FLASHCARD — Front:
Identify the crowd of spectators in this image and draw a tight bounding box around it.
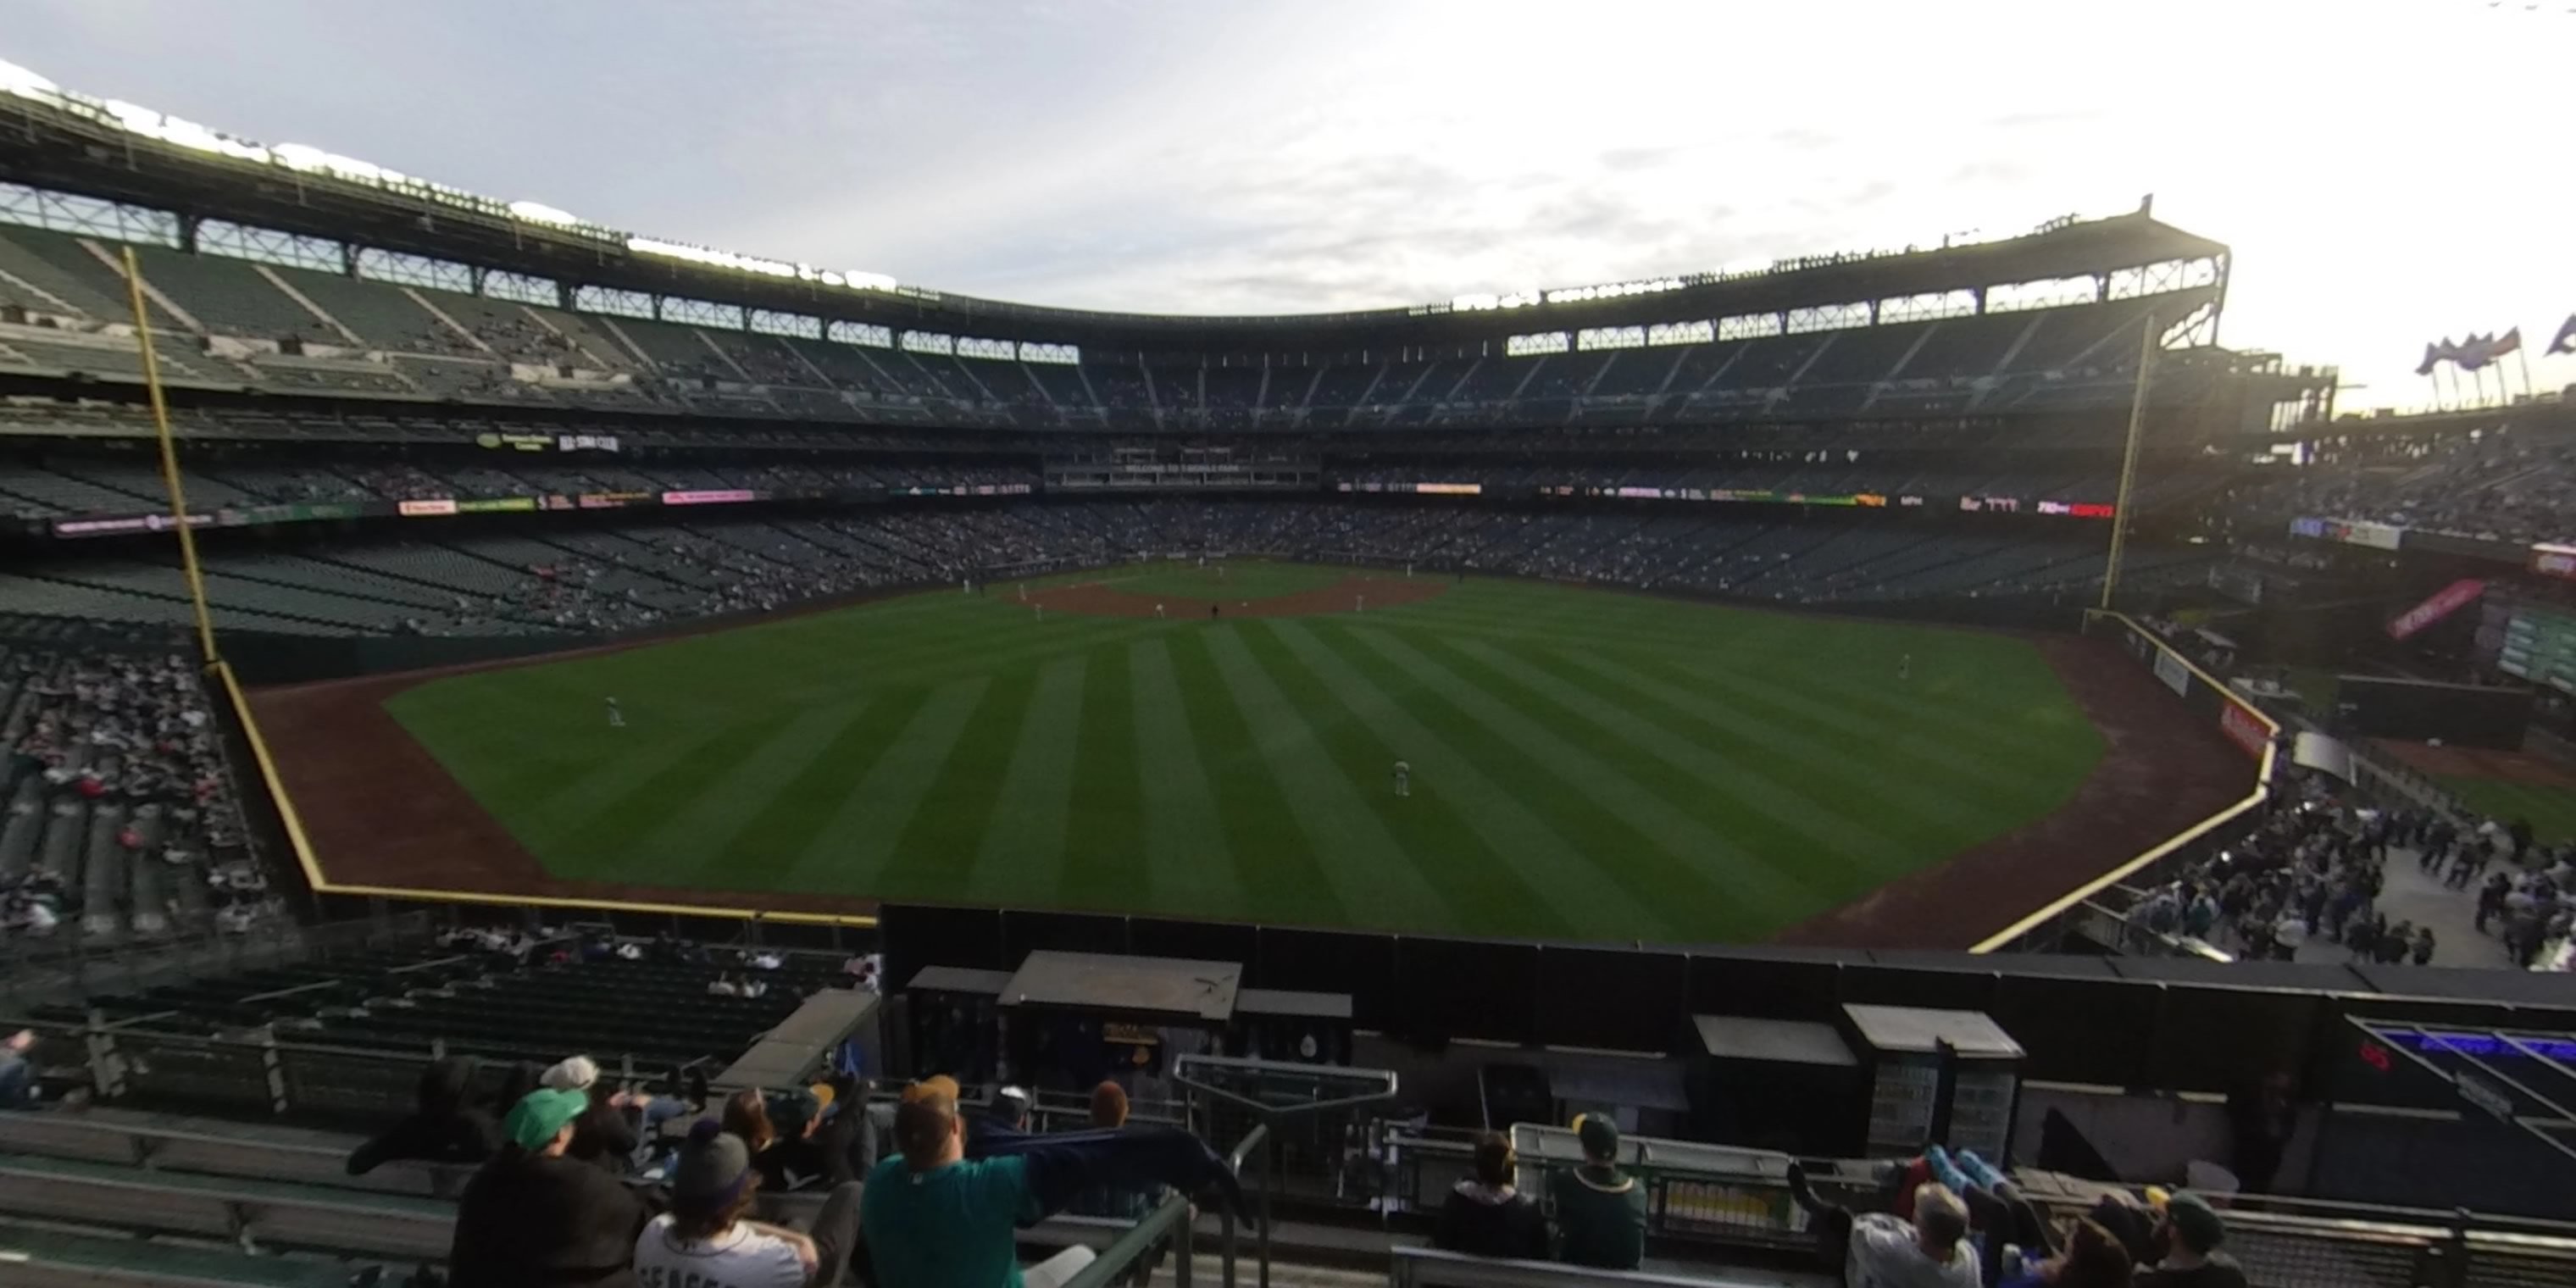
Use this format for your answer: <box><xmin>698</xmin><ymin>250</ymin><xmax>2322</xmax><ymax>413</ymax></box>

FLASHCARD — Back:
<box><xmin>2123</xmin><ymin>770</ymin><xmax>2573</xmax><ymax>969</ymax></box>
<box><xmin>2218</xmin><ymin>425</ymin><xmax>2576</xmax><ymax>547</ymax></box>
<box><xmin>2</xmin><ymin>647</ymin><xmax>274</xmax><ymax>945</ymax></box>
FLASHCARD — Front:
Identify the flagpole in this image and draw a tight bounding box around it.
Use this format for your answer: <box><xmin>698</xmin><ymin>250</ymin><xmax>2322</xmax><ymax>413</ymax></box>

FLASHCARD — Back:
<box><xmin>2515</xmin><ymin>346</ymin><xmax>2534</xmax><ymax>403</ymax></box>
<box><xmin>2100</xmin><ymin>312</ymin><xmax>2155</xmax><ymax>612</ymax></box>
<box><xmin>120</xmin><ymin>246</ymin><xmax>219</xmax><ymax>665</ymax></box>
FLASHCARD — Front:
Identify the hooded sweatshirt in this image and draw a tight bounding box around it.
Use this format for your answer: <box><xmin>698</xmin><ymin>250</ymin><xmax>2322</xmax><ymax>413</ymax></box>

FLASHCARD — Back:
<box><xmin>1846</xmin><ymin>1213</ymin><xmax>1981</xmax><ymax>1288</ymax></box>
<box><xmin>1435</xmin><ymin>1180</ymin><xmax>1549</xmax><ymax>1260</ymax></box>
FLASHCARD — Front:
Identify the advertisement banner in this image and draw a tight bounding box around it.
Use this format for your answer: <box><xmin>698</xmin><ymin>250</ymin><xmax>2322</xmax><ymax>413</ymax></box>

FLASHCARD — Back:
<box><xmin>578</xmin><ymin>491</ymin><xmax>654</xmax><ymax>509</ymax></box>
<box><xmin>2152</xmin><ymin>648</ymin><xmax>2192</xmax><ymax>698</ymax></box>
<box><xmin>2530</xmin><ymin>544</ymin><xmax>2576</xmax><ymax>580</ymax></box>
<box><xmin>2388</xmin><ymin>578</ymin><xmax>2486</xmax><ymax>640</ymax></box>
<box><xmin>661</xmin><ymin>489</ymin><xmax>759</xmax><ymax>507</ymax></box>
<box><xmin>49</xmin><ymin>512</ymin><xmax>214</xmax><ymax>537</ymax></box>
<box><xmin>456</xmin><ymin>497</ymin><xmax>538</xmax><ymax>514</ymax></box>
<box><xmin>2289</xmin><ymin>516</ymin><xmax>2329</xmax><ymax>539</ymax></box>
<box><xmin>397</xmin><ymin>498</ymin><xmax>459</xmax><ymax>517</ymax></box>
<box><xmin>2220</xmin><ymin>701</ymin><xmax>2273</xmax><ymax>760</ymax></box>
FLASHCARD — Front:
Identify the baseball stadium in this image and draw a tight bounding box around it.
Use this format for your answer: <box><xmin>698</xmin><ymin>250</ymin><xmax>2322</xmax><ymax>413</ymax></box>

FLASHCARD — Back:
<box><xmin>5</xmin><ymin>36</ymin><xmax>2576</xmax><ymax>1288</ymax></box>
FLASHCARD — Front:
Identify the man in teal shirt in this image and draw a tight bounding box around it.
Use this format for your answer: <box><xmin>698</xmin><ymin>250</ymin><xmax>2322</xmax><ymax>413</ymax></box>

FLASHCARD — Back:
<box><xmin>862</xmin><ymin>1078</ymin><xmax>1090</xmax><ymax>1288</ymax></box>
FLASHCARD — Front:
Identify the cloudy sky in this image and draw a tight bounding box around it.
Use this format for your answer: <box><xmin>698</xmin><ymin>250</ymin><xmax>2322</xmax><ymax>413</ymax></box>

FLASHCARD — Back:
<box><xmin>7</xmin><ymin>0</ymin><xmax>2572</xmax><ymax>408</ymax></box>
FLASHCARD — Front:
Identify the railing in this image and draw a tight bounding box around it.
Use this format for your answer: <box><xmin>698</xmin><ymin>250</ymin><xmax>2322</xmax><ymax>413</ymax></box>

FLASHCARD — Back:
<box><xmin>1973</xmin><ymin>610</ymin><xmax>2281</xmax><ymax>954</ymax></box>
<box><xmin>1175</xmin><ymin>1055</ymin><xmax>1401</xmax><ymax>1288</ymax></box>
<box><xmin>1065</xmin><ymin>1190</ymin><xmax>1197</xmax><ymax>1288</ymax></box>
<box><xmin>0</xmin><ymin>910</ymin><xmax>436</xmax><ymax>1010</ymax></box>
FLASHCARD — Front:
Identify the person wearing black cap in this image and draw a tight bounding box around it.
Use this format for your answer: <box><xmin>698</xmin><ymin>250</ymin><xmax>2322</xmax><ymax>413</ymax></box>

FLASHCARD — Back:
<box><xmin>1547</xmin><ymin>1114</ymin><xmax>1647</xmax><ymax>1269</ymax></box>
<box><xmin>449</xmin><ymin>1086</ymin><xmax>651</xmax><ymax>1288</ymax></box>
<box><xmin>2135</xmin><ymin>1192</ymin><xmax>2247</xmax><ymax>1288</ymax></box>
<box><xmin>635</xmin><ymin>1120</ymin><xmax>864</xmax><ymax>1288</ymax></box>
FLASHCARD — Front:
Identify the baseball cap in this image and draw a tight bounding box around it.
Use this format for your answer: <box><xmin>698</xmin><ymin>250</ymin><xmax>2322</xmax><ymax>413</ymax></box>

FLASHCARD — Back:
<box><xmin>670</xmin><ymin>1120</ymin><xmax>754</xmax><ymax>1212</ymax></box>
<box><xmin>540</xmin><ymin>1055</ymin><xmax>599</xmax><ymax>1092</ymax></box>
<box><xmin>2164</xmin><ymin>1191</ymin><xmax>2227</xmax><ymax>1253</ymax></box>
<box><xmin>1573</xmin><ymin>1112</ymin><xmax>1620</xmax><ymax>1160</ymax></box>
<box><xmin>504</xmin><ymin>1087</ymin><xmax>589</xmax><ymax>1150</ymax></box>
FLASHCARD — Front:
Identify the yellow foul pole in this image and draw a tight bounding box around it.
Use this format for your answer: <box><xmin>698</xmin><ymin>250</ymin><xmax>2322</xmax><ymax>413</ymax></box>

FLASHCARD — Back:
<box><xmin>2099</xmin><ymin>312</ymin><xmax>2157</xmax><ymax>611</ymax></box>
<box><xmin>119</xmin><ymin>246</ymin><xmax>219</xmax><ymax>663</ymax></box>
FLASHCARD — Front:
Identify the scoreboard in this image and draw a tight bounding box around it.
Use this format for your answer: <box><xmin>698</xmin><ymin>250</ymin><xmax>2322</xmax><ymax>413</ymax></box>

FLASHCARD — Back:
<box><xmin>2498</xmin><ymin>603</ymin><xmax>2576</xmax><ymax>694</ymax></box>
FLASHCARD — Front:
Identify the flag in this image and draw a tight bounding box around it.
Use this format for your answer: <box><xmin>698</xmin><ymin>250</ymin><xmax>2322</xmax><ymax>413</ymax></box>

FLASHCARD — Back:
<box><xmin>2492</xmin><ymin>327</ymin><xmax>2523</xmax><ymax>358</ymax></box>
<box><xmin>2415</xmin><ymin>341</ymin><xmax>2445</xmax><ymax>377</ymax></box>
<box><xmin>2551</xmin><ymin>313</ymin><xmax>2576</xmax><ymax>356</ymax></box>
<box><xmin>2390</xmin><ymin>578</ymin><xmax>2485</xmax><ymax>641</ymax></box>
<box><xmin>2453</xmin><ymin>332</ymin><xmax>2501</xmax><ymax>371</ymax></box>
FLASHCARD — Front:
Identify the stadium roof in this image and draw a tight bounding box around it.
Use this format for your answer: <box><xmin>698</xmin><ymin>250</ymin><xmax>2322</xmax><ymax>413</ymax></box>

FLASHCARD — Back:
<box><xmin>0</xmin><ymin>58</ymin><xmax>2224</xmax><ymax>354</ymax></box>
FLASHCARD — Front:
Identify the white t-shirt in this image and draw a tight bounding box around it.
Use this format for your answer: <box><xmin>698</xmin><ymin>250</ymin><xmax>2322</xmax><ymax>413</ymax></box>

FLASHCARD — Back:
<box><xmin>633</xmin><ymin>1213</ymin><xmax>808</xmax><ymax>1288</ymax></box>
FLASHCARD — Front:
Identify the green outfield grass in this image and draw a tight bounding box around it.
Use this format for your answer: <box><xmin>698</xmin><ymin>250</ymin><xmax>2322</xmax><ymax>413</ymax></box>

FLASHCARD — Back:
<box><xmin>386</xmin><ymin>564</ymin><xmax>2104</xmax><ymax>942</ymax></box>
<box><xmin>2437</xmin><ymin>777</ymin><xmax>2576</xmax><ymax>844</ymax></box>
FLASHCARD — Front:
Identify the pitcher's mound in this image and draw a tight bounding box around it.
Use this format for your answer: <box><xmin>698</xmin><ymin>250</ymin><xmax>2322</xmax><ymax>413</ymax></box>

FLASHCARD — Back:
<box><xmin>1029</xmin><ymin>575</ymin><xmax>1450</xmax><ymax>619</ymax></box>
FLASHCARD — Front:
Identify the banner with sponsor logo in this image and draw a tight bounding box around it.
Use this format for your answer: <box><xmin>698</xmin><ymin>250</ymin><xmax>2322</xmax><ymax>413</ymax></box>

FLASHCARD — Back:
<box><xmin>661</xmin><ymin>489</ymin><xmax>760</xmax><ymax>507</ymax></box>
<box><xmin>456</xmin><ymin>497</ymin><xmax>538</xmax><ymax>514</ymax></box>
<box><xmin>50</xmin><ymin>511</ymin><xmax>214</xmax><ymax>537</ymax></box>
<box><xmin>2219</xmin><ymin>700</ymin><xmax>2272</xmax><ymax>760</ymax></box>
<box><xmin>397</xmin><ymin>498</ymin><xmax>459</xmax><ymax>517</ymax></box>
<box><xmin>2388</xmin><ymin>578</ymin><xmax>2486</xmax><ymax>640</ymax></box>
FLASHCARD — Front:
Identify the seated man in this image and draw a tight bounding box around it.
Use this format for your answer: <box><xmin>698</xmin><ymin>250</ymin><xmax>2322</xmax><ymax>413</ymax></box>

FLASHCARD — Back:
<box><xmin>2135</xmin><ymin>1192</ymin><xmax>2249</xmax><ymax>1288</ymax></box>
<box><xmin>863</xmin><ymin>1076</ymin><xmax>1242</xmax><ymax>1288</ymax></box>
<box><xmin>1785</xmin><ymin>1162</ymin><xmax>1979</xmax><ymax>1288</ymax></box>
<box><xmin>635</xmin><ymin>1120</ymin><xmax>863</xmax><ymax>1288</ymax></box>
<box><xmin>1546</xmin><ymin>1115</ymin><xmax>1647</xmax><ymax>1269</ymax></box>
<box><xmin>1435</xmin><ymin>1130</ymin><xmax>1548</xmax><ymax>1260</ymax></box>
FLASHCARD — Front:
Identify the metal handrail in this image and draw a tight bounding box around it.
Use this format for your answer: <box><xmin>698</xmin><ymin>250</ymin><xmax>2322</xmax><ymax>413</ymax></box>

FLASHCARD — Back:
<box><xmin>1063</xmin><ymin>1190</ymin><xmax>1196</xmax><ymax>1288</ymax></box>
<box><xmin>1221</xmin><ymin>1123</ymin><xmax>1269</xmax><ymax>1288</ymax></box>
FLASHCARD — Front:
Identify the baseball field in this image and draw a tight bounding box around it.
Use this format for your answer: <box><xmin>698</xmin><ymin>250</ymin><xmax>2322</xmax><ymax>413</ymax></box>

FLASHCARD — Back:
<box><xmin>361</xmin><ymin>562</ymin><xmax>2109</xmax><ymax>943</ymax></box>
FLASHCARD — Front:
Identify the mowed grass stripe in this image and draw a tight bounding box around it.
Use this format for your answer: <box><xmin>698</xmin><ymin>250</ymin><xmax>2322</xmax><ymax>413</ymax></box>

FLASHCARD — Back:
<box><xmin>1241</xmin><ymin>621</ymin><xmax>1570</xmax><ymax>938</ymax></box>
<box><xmin>1056</xmin><ymin>648</ymin><xmax>1146</xmax><ymax>910</ymax></box>
<box><xmin>1265</xmin><ymin>621</ymin><xmax>1618</xmax><ymax>941</ymax></box>
<box><xmin>644</xmin><ymin>697</ymin><xmax>876</xmax><ymax>874</ymax></box>
<box><xmin>1302</xmin><ymin>622</ymin><xmax>1765</xmax><ymax>941</ymax></box>
<box><xmin>1342</xmin><ymin>625</ymin><xmax>1819</xmax><ymax>932</ymax></box>
<box><xmin>1542</xmin><ymin>650</ymin><xmax>2008</xmax><ymax>845</ymax></box>
<box><xmin>1200</xmin><ymin>627</ymin><xmax>1452</xmax><ymax>932</ymax></box>
<box><xmin>512</xmin><ymin>724</ymin><xmax>736</xmax><ymax>858</ymax></box>
<box><xmin>1639</xmin><ymin>652</ymin><xmax>2086</xmax><ymax>798</ymax></box>
<box><xmin>721</xmin><ymin>688</ymin><xmax>932</xmax><ymax>883</ymax></box>
<box><xmin>963</xmin><ymin>656</ymin><xmax>1089</xmax><ymax>903</ymax></box>
<box><xmin>548</xmin><ymin>717</ymin><xmax>787</xmax><ymax>875</ymax></box>
<box><xmin>782</xmin><ymin>679</ymin><xmax>990</xmax><ymax>887</ymax></box>
<box><xmin>875</xmin><ymin>668</ymin><xmax>1044</xmax><ymax>900</ymax></box>
<box><xmin>1448</xmin><ymin>638</ymin><xmax>1913</xmax><ymax>878</ymax></box>
<box><xmin>1163</xmin><ymin>630</ymin><xmax>1347</xmax><ymax>930</ymax></box>
<box><xmin>1127</xmin><ymin>638</ymin><xmax>1250</xmax><ymax>913</ymax></box>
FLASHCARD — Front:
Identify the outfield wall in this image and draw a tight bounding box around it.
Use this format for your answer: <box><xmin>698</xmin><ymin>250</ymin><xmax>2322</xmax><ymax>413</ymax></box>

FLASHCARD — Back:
<box><xmin>1969</xmin><ymin>611</ymin><xmax>2282</xmax><ymax>955</ymax></box>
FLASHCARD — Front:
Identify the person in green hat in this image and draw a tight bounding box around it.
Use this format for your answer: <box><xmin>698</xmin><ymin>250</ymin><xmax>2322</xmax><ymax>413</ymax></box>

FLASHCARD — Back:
<box><xmin>449</xmin><ymin>1085</ymin><xmax>651</xmax><ymax>1288</ymax></box>
<box><xmin>1547</xmin><ymin>1113</ymin><xmax>1647</xmax><ymax>1269</ymax></box>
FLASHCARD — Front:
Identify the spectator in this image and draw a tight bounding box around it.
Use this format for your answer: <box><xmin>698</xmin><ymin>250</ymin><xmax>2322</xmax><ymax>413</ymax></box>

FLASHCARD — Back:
<box><xmin>1785</xmin><ymin>1163</ymin><xmax>1979</xmax><ymax>1288</ymax></box>
<box><xmin>1435</xmin><ymin>1130</ymin><xmax>1548</xmax><ymax>1261</ymax></box>
<box><xmin>0</xmin><ymin>1030</ymin><xmax>47</xmax><ymax>1109</ymax></box>
<box><xmin>2001</xmin><ymin>1218</ymin><xmax>2134</xmax><ymax>1288</ymax></box>
<box><xmin>347</xmin><ymin>1055</ymin><xmax>500</xmax><ymax>1174</ymax></box>
<box><xmin>2135</xmin><ymin>1193</ymin><xmax>2248</xmax><ymax>1288</ymax></box>
<box><xmin>753</xmin><ymin>1085</ymin><xmax>844</xmax><ymax>1194</ymax></box>
<box><xmin>1546</xmin><ymin>1114</ymin><xmax>1647</xmax><ymax>1270</ymax></box>
<box><xmin>863</xmin><ymin>1076</ymin><xmax>1096</xmax><ymax>1288</ymax></box>
<box><xmin>863</xmin><ymin>1075</ymin><xmax>1244</xmax><ymax>1288</ymax></box>
<box><xmin>634</xmin><ymin>1119</ymin><xmax>863</xmax><ymax>1288</ymax></box>
<box><xmin>448</xmin><ymin>1086</ymin><xmax>651</xmax><ymax>1288</ymax></box>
